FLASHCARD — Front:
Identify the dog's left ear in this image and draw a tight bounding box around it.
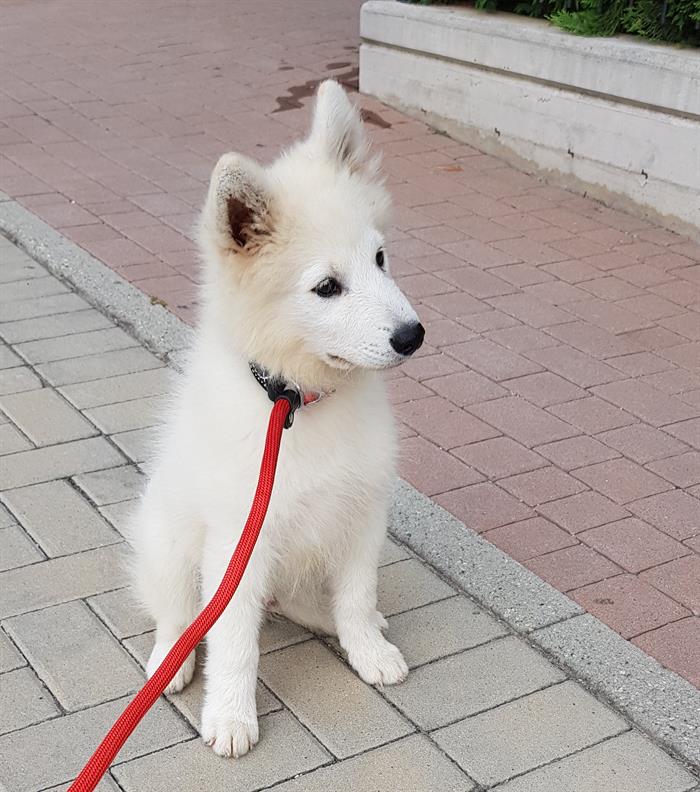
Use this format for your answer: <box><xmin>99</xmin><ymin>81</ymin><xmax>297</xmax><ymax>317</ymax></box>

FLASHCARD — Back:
<box><xmin>308</xmin><ymin>80</ymin><xmax>370</xmax><ymax>174</ymax></box>
<box><xmin>202</xmin><ymin>152</ymin><xmax>273</xmax><ymax>255</ymax></box>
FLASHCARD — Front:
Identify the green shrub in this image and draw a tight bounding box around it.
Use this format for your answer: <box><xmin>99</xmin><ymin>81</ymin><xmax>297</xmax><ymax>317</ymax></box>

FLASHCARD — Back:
<box><xmin>400</xmin><ymin>0</ymin><xmax>700</xmax><ymax>44</ymax></box>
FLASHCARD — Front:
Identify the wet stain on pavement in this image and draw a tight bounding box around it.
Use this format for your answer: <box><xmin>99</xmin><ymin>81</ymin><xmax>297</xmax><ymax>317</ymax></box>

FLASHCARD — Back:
<box><xmin>272</xmin><ymin>67</ymin><xmax>359</xmax><ymax>113</ymax></box>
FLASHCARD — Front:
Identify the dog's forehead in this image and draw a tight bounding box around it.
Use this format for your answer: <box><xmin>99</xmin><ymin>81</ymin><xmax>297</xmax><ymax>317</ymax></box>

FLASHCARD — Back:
<box><xmin>292</xmin><ymin>223</ymin><xmax>382</xmax><ymax>269</ymax></box>
<box><xmin>273</xmin><ymin>152</ymin><xmax>389</xmax><ymax>233</ymax></box>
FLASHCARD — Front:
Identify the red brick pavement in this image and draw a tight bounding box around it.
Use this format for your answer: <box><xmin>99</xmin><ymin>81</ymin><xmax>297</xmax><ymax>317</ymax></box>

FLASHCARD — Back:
<box><xmin>1</xmin><ymin>0</ymin><xmax>699</xmax><ymax>687</ymax></box>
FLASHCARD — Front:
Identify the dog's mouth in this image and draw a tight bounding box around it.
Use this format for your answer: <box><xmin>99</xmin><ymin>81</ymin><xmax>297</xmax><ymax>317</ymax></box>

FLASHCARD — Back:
<box><xmin>325</xmin><ymin>352</ymin><xmax>408</xmax><ymax>371</ymax></box>
<box><xmin>326</xmin><ymin>354</ymin><xmax>354</xmax><ymax>370</ymax></box>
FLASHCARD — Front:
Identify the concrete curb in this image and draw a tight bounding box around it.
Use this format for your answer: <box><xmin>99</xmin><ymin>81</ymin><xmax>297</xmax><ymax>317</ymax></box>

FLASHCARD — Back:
<box><xmin>2</xmin><ymin>196</ymin><xmax>699</xmax><ymax>773</ymax></box>
<box><xmin>389</xmin><ymin>479</ymin><xmax>583</xmax><ymax>633</ymax></box>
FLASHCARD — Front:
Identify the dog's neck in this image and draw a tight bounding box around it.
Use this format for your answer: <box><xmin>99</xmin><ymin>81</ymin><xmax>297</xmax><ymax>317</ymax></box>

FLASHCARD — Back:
<box><xmin>246</xmin><ymin>352</ymin><xmax>365</xmax><ymax>400</ymax></box>
<box><xmin>249</xmin><ymin>360</ymin><xmax>332</xmax><ymax>406</ymax></box>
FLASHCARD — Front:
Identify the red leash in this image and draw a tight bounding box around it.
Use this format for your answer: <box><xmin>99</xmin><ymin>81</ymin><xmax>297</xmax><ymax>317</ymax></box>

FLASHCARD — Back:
<box><xmin>69</xmin><ymin>397</ymin><xmax>292</xmax><ymax>792</ymax></box>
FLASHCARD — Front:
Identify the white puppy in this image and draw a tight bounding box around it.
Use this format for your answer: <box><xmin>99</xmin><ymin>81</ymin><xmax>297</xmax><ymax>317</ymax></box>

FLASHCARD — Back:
<box><xmin>131</xmin><ymin>80</ymin><xmax>425</xmax><ymax>758</ymax></box>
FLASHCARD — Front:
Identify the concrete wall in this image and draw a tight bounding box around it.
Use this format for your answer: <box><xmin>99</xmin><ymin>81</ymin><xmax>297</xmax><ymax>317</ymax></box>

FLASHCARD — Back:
<box><xmin>360</xmin><ymin>1</ymin><xmax>700</xmax><ymax>236</ymax></box>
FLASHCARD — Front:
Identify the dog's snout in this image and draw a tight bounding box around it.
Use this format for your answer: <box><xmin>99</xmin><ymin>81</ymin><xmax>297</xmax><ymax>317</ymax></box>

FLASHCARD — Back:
<box><xmin>390</xmin><ymin>322</ymin><xmax>425</xmax><ymax>357</ymax></box>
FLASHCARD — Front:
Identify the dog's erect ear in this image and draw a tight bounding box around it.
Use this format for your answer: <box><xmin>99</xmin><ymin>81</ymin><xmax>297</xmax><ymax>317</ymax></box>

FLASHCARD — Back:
<box><xmin>308</xmin><ymin>80</ymin><xmax>369</xmax><ymax>173</ymax></box>
<box><xmin>203</xmin><ymin>152</ymin><xmax>273</xmax><ymax>254</ymax></box>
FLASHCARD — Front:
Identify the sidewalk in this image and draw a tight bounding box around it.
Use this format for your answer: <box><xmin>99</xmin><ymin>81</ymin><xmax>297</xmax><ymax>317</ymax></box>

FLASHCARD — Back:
<box><xmin>1</xmin><ymin>231</ymin><xmax>697</xmax><ymax>792</ymax></box>
<box><xmin>0</xmin><ymin>0</ymin><xmax>698</xmax><ymax>705</ymax></box>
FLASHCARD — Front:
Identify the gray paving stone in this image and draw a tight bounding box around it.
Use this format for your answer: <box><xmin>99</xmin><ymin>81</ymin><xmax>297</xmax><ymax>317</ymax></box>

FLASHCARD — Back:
<box><xmin>88</xmin><ymin>587</ymin><xmax>153</xmax><ymax>639</ymax></box>
<box><xmin>36</xmin><ymin>346</ymin><xmax>163</xmax><ymax>386</ymax></box>
<box><xmin>0</xmin><ymin>240</ymin><xmax>35</xmax><ymax>261</ymax></box>
<box><xmin>0</xmin><ymin>365</ymin><xmax>42</xmax><ymax>395</ymax></box>
<box><xmin>273</xmin><ymin>734</ymin><xmax>475</xmax><ymax>792</ymax></box>
<box><xmin>2</xmin><ymin>479</ymin><xmax>119</xmax><ymax>556</ymax></box>
<box><xmin>379</xmin><ymin>537</ymin><xmax>410</xmax><ymax>566</ymax></box>
<box><xmin>496</xmin><ymin>730</ymin><xmax>696</xmax><ymax>792</ymax></box>
<box><xmin>0</xmin><ymin>292</ymin><xmax>90</xmax><ymax>323</ymax></box>
<box><xmin>259</xmin><ymin>616</ymin><xmax>311</xmax><ymax>654</ymax></box>
<box><xmin>113</xmin><ymin>710</ymin><xmax>330</xmax><ymax>792</ymax></box>
<box><xmin>0</xmin><ymin>667</ymin><xmax>58</xmax><ymax>735</ymax></box>
<box><xmin>383</xmin><ymin>636</ymin><xmax>565</xmax><ymax>730</ymax></box>
<box><xmin>0</xmin><ymin>253</ymin><xmax>44</xmax><ymax>284</ymax></box>
<box><xmin>0</xmin><ymin>436</ymin><xmax>124</xmax><ymax>490</ymax></box>
<box><xmin>15</xmin><ymin>326</ymin><xmax>139</xmax><ymax>364</ymax></box>
<box><xmin>84</xmin><ymin>394</ymin><xmax>165</xmax><ymax>433</ymax></box>
<box><xmin>0</xmin><ymin>423</ymin><xmax>32</xmax><ymax>455</ymax></box>
<box><xmin>0</xmin><ymin>543</ymin><xmax>127</xmax><ymax>619</ymax></box>
<box><xmin>5</xmin><ymin>600</ymin><xmax>143</xmax><ymax>711</ymax></box>
<box><xmin>0</xmin><ymin>345</ymin><xmax>20</xmax><ymax>370</ymax></box>
<box><xmin>0</xmin><ymin>309</ymin><xmax>112</xmax><ymax>344</ymax></box>
<box><xmin>432</xmin><ymin>680</ymin><xmax>629</xmax><ymax>786</ymax></box>
<box><xmin>377</xmin><ymin>558</ymin><xmax>455</xmax><ymax>616</ymax></box>
<box><xmin>59</xmin><ymin>367</ymin><xmax>172</xmax><ymax>409</ymax></box>
<box><xmin>0</xmin><ymin>524</ymin><xmax>44</xmax><ymax>571</ymax></box>
<box><xmin>385</xmin><ymin>596</ymin><xmax>509</xmax><ymax>668</ymax></box>
<box><xmin>74</xmin><ymin>464</ymin><xmax>145</xmax><ymax>505</ymax></box>
<box><xmin>0</xmin><ymin>628</ymin><xmax>25</xmax><ymax>672</ymax></box>
<box><xmin>110</xmin><ymin>426</ymin><xmax>160</xmax><ymax>463</ymax></box>
<box><xmin>0</xmin><ymin>694</ymin><xmax>193</xmax><ymax>792</ymax></box>
<box><xmin>0</xmin><ymin>276</ymin><xmax>68</xmax><ymax>304</ymax></box>
<box><xmin>259</xmin><ymin>639</ymin><xmax>413</xmax><ymax>758</ymax></box>
<box><xmin>0</xmin><ymin>388</ymin><xmax>97</xmax><ymax>445</ymax></box>
<box><xmin>0</xmin><ymin>503</ymin><xmax>13</xmax><ymax>528</ymax></box>
<box><xmin>98</xmin><ymin>499</ymin><xmax>137</xmax><ymax>536</ymax></box>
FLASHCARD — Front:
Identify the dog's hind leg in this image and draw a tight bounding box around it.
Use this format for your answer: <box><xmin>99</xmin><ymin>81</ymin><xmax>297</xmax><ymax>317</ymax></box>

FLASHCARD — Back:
<box><xmin>130</xmin><ymin>481</ymin><xmax>202</xmax><ymax>694</ymax></box>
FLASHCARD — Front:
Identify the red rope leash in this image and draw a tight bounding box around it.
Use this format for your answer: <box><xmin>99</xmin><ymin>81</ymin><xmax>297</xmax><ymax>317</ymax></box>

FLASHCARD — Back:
<box><xmin>69</xmin><ymin>398</ymin><xmax>291</xmax><ymax>792</ymax></box>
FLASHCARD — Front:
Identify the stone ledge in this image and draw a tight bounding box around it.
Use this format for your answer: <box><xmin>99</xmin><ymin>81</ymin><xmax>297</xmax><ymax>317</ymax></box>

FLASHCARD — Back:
<box><xmin>359</xmin><ymin>1</ymin><xmax>700</xmax><ymax>237</ymax></box>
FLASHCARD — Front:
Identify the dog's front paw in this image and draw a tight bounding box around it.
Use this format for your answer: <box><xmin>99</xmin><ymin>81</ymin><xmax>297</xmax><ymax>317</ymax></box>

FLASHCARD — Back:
<box><xmin>349</xmin><ymin>637</ymin><xmax>408</xmax><ymax>687</ymax></box>
<box><xmin>201</xmin><ymin>704</ymin><xmax>259</xmax><ymax>758</ymax></box>
<box><xmin>146</xmin><ymin>642</ymin><xmax>195</xmax><ymax>695</ymax></box>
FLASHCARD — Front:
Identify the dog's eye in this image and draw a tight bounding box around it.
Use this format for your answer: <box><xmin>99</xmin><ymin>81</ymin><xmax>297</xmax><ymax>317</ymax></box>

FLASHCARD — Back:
<box><xmin>314</xmin><ymin>277</ymin><xmax>342</xmax><ymax>298</ymax></box>
<box><xmin>375</xmin><ymin>249</ymin><xmax>385</xmax><ymax>269</ymax></box>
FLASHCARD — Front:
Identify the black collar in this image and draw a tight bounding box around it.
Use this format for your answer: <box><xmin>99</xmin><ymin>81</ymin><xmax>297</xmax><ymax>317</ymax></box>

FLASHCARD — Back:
<box><xmin>249</xmin><ymin>361</ymin><xmax>304</xmax><ymax>427</ymax></box>
<box><xmin>249</xmin><ymin>361</ymin><xmax>289</xmax><ymax>403</ymax></box>
<box><xmin>249</xmin><ymin>361</ymin><xmax>329</xmax><ymax>406</ymax></box>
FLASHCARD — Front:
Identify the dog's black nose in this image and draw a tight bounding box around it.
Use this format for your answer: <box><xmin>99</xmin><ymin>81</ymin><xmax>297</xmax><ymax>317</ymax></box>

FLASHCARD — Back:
<box><xmin>390</xmin><ymin>322</ymin><xmax>425</xmax><ymax>357</ymax></box>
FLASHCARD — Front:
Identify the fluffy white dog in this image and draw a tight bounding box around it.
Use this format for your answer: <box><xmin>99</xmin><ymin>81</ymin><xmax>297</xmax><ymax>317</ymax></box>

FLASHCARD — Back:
<box><xmin>131</xmin><ymin>80</ymin><xmax>425</xmax><ymax>758</ymax></box>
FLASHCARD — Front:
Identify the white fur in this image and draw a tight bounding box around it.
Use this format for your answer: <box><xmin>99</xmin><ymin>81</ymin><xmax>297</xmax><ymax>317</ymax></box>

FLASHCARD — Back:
<box><xmin>130</xmin><ymin>81</ymin><xmax>421</xmax><ymax>758</ymax></box>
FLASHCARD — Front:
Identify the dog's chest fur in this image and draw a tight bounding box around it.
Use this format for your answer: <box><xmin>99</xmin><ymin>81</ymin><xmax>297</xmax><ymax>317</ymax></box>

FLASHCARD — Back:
<box><xmin>155</xmin><ymin>335</ymin><xmax>397</xmax><ymax>580</ymax></box>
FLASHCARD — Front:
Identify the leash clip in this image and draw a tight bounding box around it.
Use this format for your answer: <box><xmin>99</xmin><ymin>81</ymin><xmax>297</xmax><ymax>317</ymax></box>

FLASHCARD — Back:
<box><xmin>277</xmin><ymin>388</ymin><xmax>302</xmax><ymax>429</ymax></box>
<box><xmin>250</xmin><ymin>361</ymin><xmax>320</xmax><ymax>428</ymax></box>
